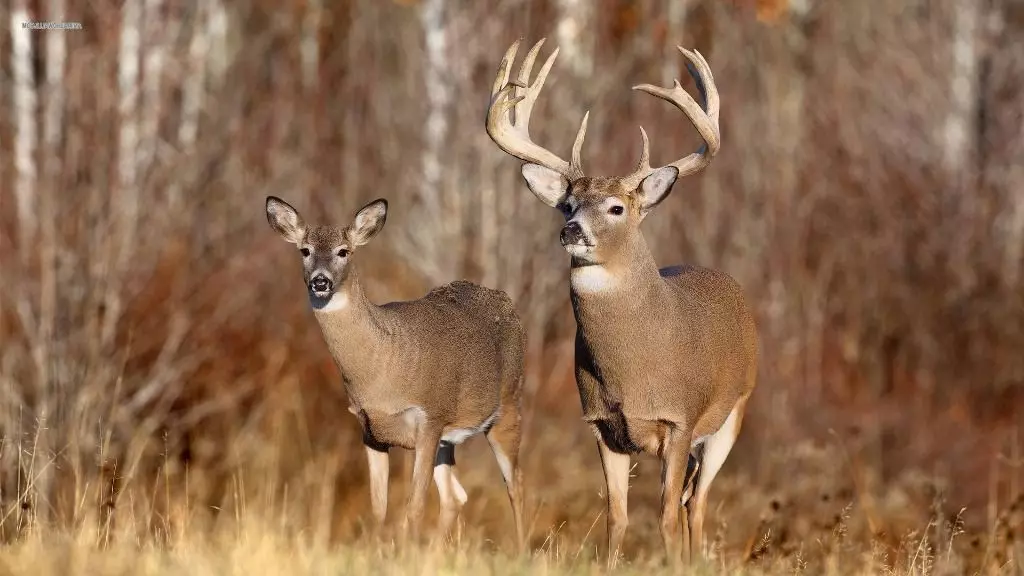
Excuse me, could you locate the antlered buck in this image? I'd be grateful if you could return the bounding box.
[485,39,758,565]
[265,197,526,549]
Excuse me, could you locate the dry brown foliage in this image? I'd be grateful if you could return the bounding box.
[0,0,1022,573]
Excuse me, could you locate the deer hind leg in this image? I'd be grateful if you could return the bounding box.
[687,396,747,560]
[432,440,468,541]
[679,452,701,564]
[484,406,525,553]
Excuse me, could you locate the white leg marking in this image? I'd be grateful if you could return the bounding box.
[490,443,515,484]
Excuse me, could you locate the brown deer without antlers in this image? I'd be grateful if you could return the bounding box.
[265,197,526,550]
[485,39,758,566]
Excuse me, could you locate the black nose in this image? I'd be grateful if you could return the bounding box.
[560,221,583,246]
[309,275,332,293]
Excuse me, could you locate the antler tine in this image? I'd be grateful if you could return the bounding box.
[491,39,520,100]
[515,41,559,136]
[624,46,721,188]
[511,39,544,127]
[619,126,652,191]
[569,111,589,180]
[683,47,720,127]
[485,38,575,178]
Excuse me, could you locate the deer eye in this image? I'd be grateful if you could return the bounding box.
[300,248,311,257]
[609,205,625,216]
[336,249,350,258]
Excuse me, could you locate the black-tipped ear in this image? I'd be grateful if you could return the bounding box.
[350,198,388,246]
[266,196,307,245]
[636,166,679,217]
[521,163,569,208]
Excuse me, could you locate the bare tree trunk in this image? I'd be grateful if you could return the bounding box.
[207,0,230,86]
[944,0,979,179]
[409,0,455,283]
[171,1,210,209]
[662,0,690,86]
[10,0,38,248]
[556,0,592,77]
[300,0,321,94]
[106,0,142,350]
[137,0,168,196]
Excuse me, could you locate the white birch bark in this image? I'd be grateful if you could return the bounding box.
[414,0,454,283]
[11,0,38,245]
[104,0,142,348]
[172,1,210,208]
[40,0,66,384]
[943,0,978,177]
[207,0,229,87]
[43,0,65,162]
[117,0,142,235]
[301,0,321,93]
[137,0,167,187]
[556,0,592,77]
[662,0,690,86]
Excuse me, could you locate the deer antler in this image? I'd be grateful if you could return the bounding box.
[486,38,588,181]
[620,47,721,191]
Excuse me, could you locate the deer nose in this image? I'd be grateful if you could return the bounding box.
[309,274,332,294]
[560,221,584,246]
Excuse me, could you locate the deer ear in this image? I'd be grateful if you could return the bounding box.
[266,196,307,245]
[521,163,569,208]
[636,166,679,217]
[350,199,388,246]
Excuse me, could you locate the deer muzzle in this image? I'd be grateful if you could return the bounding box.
[560,221,591,248]
[309,272,333,297]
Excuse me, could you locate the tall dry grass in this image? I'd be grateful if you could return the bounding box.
[0,0,1023,573]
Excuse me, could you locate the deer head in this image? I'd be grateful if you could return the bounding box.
[265,196,387,308]
[485,38,720,268]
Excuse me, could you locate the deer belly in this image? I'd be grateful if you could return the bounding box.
[441,408,500,445]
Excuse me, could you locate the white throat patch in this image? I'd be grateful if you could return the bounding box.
[571,266,618,293]
[314,292,349,313]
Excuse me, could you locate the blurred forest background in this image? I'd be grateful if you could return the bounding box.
[1,0,1023,572]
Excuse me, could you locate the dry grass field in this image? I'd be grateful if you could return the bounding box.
[2,0,1024,574]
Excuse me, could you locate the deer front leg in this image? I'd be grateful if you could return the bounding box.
[365,444,390,526]
[659,427,692,566]
[403,424,443,542]
[597,437,631,568]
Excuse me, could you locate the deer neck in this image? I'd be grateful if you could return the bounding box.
[311,271,390,387]
[569,234,665,324]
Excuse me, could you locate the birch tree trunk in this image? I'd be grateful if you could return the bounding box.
[137,0,167,197]
[105,0,142,350]
[944,0,979,179]
[300,0,321,94]
[556,0,592,77]
[10,0,37,248]
[410,0,455,283]
[171,1,210,209]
